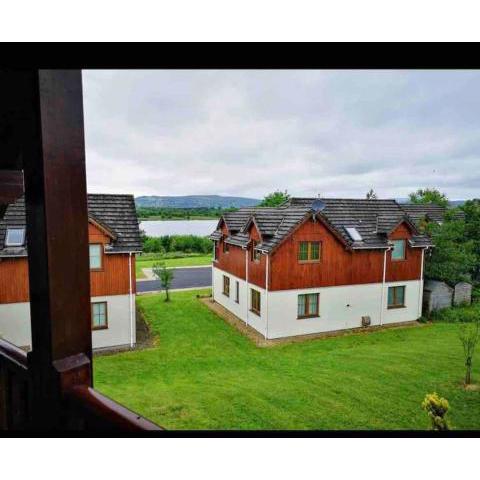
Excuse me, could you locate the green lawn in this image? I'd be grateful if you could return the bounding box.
[136,254,211,278]
[94,289,480,430]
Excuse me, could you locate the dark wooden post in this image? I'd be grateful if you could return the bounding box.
[21,70,93,429]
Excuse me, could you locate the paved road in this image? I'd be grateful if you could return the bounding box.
[137,266,212,293]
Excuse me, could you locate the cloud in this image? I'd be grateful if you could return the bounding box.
[83,70,480,200]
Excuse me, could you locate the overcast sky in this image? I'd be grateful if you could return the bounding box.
[83,70,480,200]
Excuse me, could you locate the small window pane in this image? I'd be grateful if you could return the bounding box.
[5,228,25,246]
[308,294,318,315]
[92,302,107,328]
[396,286,405,305]
[392,240,405,260]
[298,242,308,261]
[388,287,394,306]
[311,242,320,260]
[89,244,102,269]
[298,295,306,317]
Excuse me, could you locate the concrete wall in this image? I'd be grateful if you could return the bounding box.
[0,294,135,350]
[213,266,422,339]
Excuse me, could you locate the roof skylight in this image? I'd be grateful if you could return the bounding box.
[5,228,26,247]
[345,227,362,242]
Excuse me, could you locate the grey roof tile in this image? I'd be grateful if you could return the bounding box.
[0,194,142,257]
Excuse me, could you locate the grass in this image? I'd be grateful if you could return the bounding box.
[136,253,211,278]
[94,289,480,430]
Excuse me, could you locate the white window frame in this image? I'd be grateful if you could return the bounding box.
[5,227,26,247]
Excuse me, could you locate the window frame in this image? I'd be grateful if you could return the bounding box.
[387,285,406,309]
[91,301,108,330]
[223,240,230,254]
[250,288,261,316]
[251,240,261,262]
[5,227,26,247]
[297,293,320,319]
[223,275,230,297]
[391,239,406,261]
[298,241,321,263]
[235,280,239,303]
[213,241,218,262]
[89,243,103,271]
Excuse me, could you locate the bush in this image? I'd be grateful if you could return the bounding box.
[422,392,451,430]
[141,235,212,255]
[429,302,480,323]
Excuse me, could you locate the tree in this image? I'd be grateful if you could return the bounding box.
[424,218,476,286]
[458,317,480,385]
[152,262,174,302]
[462,199,480,280]
[365,188,377,200]
[408,188,449,207]
[259,190,290,207]
[422,392,451,430]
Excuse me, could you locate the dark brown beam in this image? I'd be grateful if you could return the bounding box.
[0,170,24,204]
[20,70,93,429]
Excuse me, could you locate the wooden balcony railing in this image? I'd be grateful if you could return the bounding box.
[0,69,162,431]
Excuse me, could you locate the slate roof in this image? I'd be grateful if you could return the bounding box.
[0,194,142,258]
[400,204,465,226]
[209,197,432,253]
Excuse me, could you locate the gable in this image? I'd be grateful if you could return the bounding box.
[388,220,415,240]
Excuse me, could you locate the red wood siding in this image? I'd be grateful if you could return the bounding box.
[0,222,136,304]
[215,226,246,280]
[248,224,266,288]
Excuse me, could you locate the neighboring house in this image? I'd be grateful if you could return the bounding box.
[209,198,433,340]
[0,194,142,350]
[401,203,465,228]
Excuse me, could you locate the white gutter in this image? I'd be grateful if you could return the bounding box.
[245,248,249,326]
[379,247,391,326]
[265,253,269,340]
[417,247,426,318]
[129,251,134,348]
[211,242,215,300]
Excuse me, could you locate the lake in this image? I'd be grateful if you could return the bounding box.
[140,219,218,237]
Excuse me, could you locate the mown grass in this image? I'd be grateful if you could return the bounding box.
[94,289,480,430]
[136,253,211,278]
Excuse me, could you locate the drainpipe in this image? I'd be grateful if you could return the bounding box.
[265,253,269,340]
[212,242,215,301]
[245,248,249,326]
[379,247,391,326]
[417,247,426,318]
[129,252,134,348]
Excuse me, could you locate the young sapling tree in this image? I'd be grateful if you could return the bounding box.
[152,262,174,302]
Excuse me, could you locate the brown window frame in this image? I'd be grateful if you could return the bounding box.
[223,240,230,254]
[387,285,406,309]
[213,241,218,262]
[251,240,261,262]
[235,280,240,303]
[223,275,230,297]
[391,239,406,261]
[298,241,321,263]
[89,243,103,271]
[250,288,261,315]
[91,301,108,330]
[297,293,320,319]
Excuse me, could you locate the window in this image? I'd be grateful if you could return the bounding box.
[223,275,230,296]
[213,241,218,261]
[391,239,406,261]
[5,227,25,246]
[298,293,320,318]
[388,286,405,309]
[235,280,239,303]
[91,302,108,330]
[89,244,103,270]
[251,289,261,315]
[251,240,261,262]
[298,241,321,262]
[345,227,362,241]
[223,240,230,254]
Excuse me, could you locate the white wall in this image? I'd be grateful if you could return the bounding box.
[0,294,135,350]
[212,266,422,340]
[212,267,267,337]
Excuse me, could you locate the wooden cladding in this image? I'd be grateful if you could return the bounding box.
[0,222,136,304]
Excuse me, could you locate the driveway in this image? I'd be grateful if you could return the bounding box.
[137,266,212,293]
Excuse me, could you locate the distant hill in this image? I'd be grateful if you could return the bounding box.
[135,195,261,209]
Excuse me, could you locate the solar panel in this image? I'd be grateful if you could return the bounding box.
[5,228,25,246]
[345,227,362,241]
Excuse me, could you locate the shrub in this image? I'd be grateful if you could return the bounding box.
[142,235,212,254]
[422,392,451,430]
